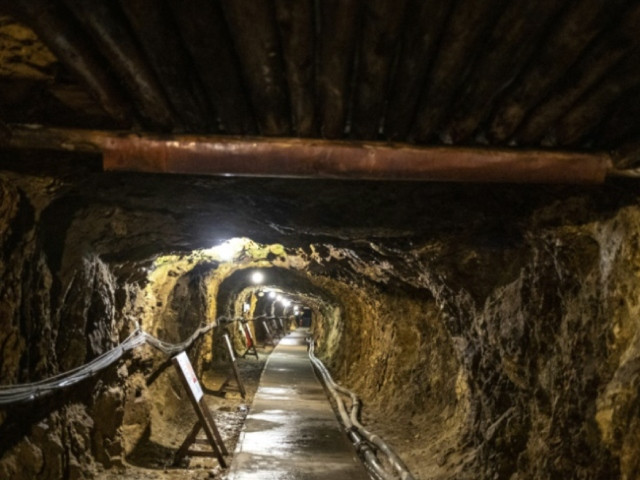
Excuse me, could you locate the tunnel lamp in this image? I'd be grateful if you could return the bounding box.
[251,271,264,284]
[268,291,276,299]
[282,299,291,307]
[213,238,244,262]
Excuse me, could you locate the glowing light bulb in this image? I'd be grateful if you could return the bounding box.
[251,271,264,284]
[217,242,235,261]
[212,238,245,262]
[268,291,276,299]
[282,299,291,307]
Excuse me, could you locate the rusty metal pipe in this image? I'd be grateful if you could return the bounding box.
[1,125,614,184]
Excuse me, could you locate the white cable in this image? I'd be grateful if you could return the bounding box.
[309,340,415,480]
[0,319,220,405]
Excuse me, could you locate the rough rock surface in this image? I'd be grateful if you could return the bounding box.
[1,152,640,479]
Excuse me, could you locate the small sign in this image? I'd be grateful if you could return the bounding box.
[174,351,203,402]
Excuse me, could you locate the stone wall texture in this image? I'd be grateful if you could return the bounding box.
[1,159,640,479]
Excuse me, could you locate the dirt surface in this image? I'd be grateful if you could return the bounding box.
[96,347,272,480]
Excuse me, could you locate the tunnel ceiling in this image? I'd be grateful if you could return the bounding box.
[0,0,639,162]
[7,153,623,263]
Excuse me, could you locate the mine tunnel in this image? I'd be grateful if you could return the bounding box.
[2,1,640,479]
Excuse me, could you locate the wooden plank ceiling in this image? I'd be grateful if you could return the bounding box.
[1,0,640,152]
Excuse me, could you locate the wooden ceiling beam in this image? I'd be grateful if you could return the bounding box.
[0,125,614,184]
[351,0,408,139]
[166,0,256,135]
[411,0,507,143]
[554,49,640,147]
[63,0,174,130]
[119,0,213,131]
[5,0,133,126]
[219,0,291,136]
[0,118,9,141]
[444,0,565,143]
[488,0,629,143]
[596,90,640,149]
[385,0,453,140]
[317,0,362,139]
[516,2,640,145]
[274,0,317,137]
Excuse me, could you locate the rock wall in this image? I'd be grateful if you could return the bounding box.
[0,174,129,478]
[303,195,640,479]
[2,160,640,479]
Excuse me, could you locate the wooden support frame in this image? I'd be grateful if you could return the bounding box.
[260,320,277,347]
[171,352,227,468]
[240,321,259,359]
[270,318,283,339]
[216,333,247,399]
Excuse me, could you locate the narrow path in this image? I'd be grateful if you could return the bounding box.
[226,328,370,479]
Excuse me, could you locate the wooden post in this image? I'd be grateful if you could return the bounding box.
[241,321,259,359]
[272,318,283,339]
[217,334,246,399]
[171,352,227,468]
[261,320,276,347]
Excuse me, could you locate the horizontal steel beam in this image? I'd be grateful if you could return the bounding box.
[0,125,615,184]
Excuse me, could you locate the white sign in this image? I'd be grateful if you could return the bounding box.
[174,351,204,402]
[224,334,236,362]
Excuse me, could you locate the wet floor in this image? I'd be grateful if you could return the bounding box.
[226,329,370,480]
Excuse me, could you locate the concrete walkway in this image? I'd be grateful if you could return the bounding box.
[226,329,370,480]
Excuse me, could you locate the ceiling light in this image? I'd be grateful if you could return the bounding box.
[251,271,264,284]
[209,238,245,262]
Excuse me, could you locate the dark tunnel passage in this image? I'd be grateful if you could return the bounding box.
[3,0,640,476]
[1,153,640,479]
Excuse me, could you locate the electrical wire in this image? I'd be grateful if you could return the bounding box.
[0,319,224,406]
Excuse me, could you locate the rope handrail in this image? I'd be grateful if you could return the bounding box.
[0,317,233,406]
